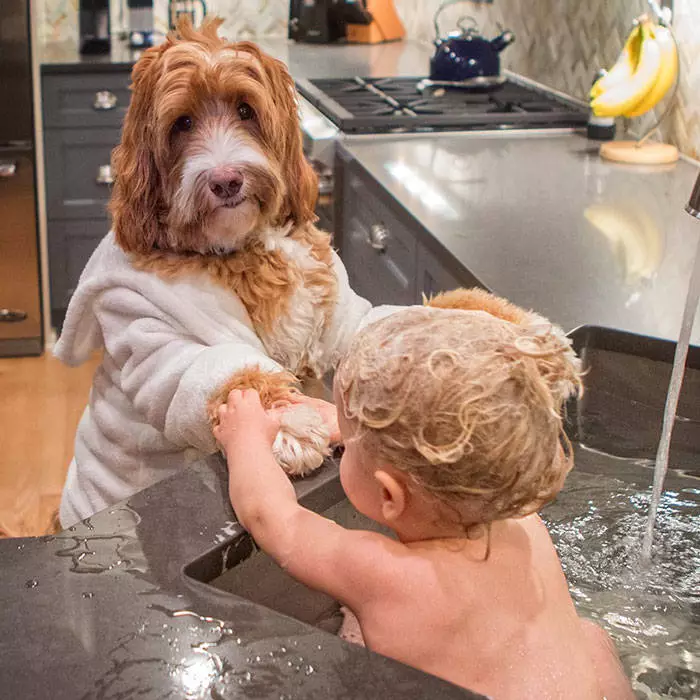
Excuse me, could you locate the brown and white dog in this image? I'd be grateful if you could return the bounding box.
[55,17,562,526]
[54,17,385,524]
[111,18,339,460]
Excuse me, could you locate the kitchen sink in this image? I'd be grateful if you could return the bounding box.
[203,497,393,633]
[185,327,699,698]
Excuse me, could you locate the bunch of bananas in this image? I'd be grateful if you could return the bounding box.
[590,17,678,119]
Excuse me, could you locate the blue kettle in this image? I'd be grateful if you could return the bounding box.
[430,0,515,84]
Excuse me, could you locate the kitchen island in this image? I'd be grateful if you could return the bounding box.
[335,131,700,345]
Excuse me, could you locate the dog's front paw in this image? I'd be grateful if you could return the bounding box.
[273,404,331,476]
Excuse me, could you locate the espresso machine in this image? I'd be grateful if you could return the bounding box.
[79,0,111,54]
[288,0,404,44]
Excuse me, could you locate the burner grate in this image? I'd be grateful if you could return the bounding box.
[296,76,588,134]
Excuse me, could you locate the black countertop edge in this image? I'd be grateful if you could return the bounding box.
[41,59,137,75]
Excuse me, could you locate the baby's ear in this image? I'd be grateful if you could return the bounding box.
[374,470,407,522]
[425,287,531,326]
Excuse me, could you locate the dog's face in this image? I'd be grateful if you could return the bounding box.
[111,19,318,255]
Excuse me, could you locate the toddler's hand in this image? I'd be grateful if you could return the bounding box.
[214,389,281,450]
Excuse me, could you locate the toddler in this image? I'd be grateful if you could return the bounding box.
[214,301,634,699]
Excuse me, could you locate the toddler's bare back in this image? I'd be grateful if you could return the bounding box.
[343,515,629,699]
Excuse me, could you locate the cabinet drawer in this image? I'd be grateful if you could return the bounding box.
[47,219,108,311]
[342,175,417,306]
[44,129,120,220]
[42,72,131,129]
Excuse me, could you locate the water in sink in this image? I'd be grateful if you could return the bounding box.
[542,457,699,700]
[209,455,699,699]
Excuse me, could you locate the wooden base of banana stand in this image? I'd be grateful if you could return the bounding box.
[600,140,679,165]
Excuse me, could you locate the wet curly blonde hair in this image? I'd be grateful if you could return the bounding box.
[335,303,582,524]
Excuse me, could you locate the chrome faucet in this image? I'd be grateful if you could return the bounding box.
[686,172,700,220]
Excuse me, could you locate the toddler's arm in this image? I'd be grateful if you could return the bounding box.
[214,390,412,611]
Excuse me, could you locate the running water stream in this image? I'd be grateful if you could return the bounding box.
[641,210,700,561]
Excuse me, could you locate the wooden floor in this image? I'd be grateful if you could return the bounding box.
[0,351,100,538]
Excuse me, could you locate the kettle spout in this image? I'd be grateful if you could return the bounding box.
[491,30,515,53]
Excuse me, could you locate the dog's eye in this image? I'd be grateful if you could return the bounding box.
[237,103,254,121]
[173,115,193,133]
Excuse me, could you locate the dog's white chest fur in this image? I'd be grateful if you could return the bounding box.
[259,236,330,377]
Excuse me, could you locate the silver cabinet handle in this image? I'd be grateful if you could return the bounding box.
[0,309,27,322]
[96,164,114,185]
[0,161,17,178]
[367,223,389,252]
[93,90,118,111]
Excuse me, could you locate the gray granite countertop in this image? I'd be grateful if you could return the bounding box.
[339,131,700,345]
[39,36,433,78]
[0,454,482,699]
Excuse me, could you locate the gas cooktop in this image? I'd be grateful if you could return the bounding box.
[295,76,588,134]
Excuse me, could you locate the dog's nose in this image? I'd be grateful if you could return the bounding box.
[208,168,244,200]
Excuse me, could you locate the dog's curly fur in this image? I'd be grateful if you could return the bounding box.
[110,17,318,255]
[108,17,341,474]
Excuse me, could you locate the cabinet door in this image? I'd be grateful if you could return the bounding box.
[44,128,120,220]
[47,219,109,313]
[417,244,476,302]
[341,174,417,306]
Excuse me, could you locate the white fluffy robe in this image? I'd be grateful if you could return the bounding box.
[55,232,399,527]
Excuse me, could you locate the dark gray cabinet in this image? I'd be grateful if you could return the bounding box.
[44,128,120,219]
[337,155,478,306]
[42,73,130,129]
[342,172,417,306]
[42,69,130,328]
[417,244,472,301]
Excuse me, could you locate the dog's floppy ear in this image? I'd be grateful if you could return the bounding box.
[258,52,318,227]
[110,45,169,254]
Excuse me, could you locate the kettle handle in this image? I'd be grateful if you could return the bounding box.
[433,0,485,42]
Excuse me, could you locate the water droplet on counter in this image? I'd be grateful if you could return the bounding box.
[68,526,76,531]
[255,655,261,663]
[25,579,38,588]
[81,592,94,599]
[83,517,95,531]
[235,637,242,645]
[16,544,24,551]
[304,665,314,676]
[244,671,252,682]
[316,644,322,650]
[280,646,287,653]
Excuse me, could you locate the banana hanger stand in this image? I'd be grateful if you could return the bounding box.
[600,1,680,166]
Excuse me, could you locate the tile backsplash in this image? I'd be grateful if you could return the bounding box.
[36,0,699,159]
[34,0,287,43]
[398,0,699,159]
